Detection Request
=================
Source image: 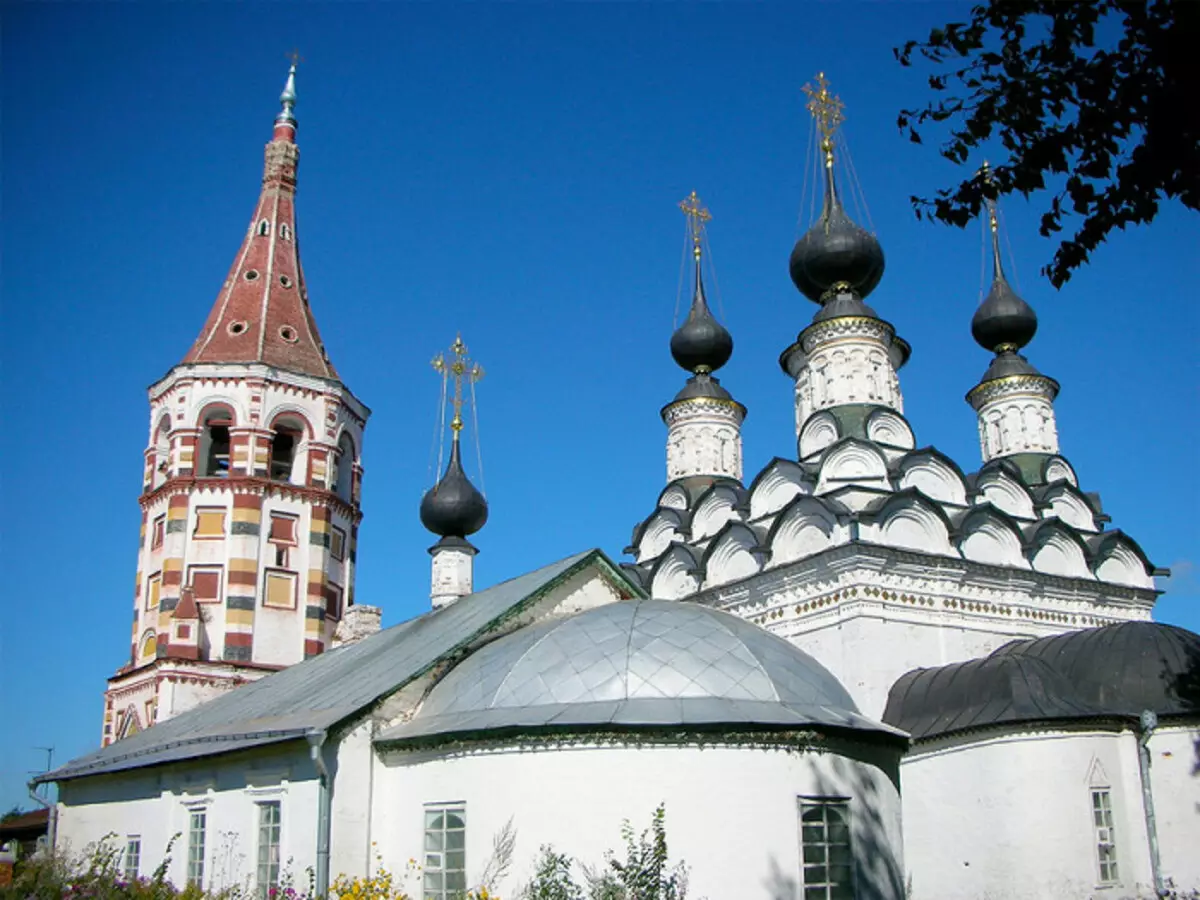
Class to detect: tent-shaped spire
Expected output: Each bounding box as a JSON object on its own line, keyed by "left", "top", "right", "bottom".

{"left": 182, "top": 63, "right": 338, "bottom": 380}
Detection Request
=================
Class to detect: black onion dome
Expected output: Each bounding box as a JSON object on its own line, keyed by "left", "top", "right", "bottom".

{"left": 420, "top": 439, "right": 488, "bottom": 538}
{"left": 972, "top": 272, "right": 1038, "bottom": 352}
{"left": 670, "top": 265, "right": 733, "bottom": 374}
{"left": 790, "top": 168, "right": 885, "bottom": 304}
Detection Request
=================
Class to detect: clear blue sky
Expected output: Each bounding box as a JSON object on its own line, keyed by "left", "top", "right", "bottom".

{"left": 2, "top": 3, "right": 1196, "bottom": 811}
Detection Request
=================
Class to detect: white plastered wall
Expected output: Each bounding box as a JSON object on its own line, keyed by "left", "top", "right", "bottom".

{"left": 371, "top": 740, "right": 904, "bottom": 900}
{"left": 900, "top": 728, "right": 1162, "bottom": 900}
{"left": 1147, "top": 724, "right": 1200, "bottom": 890}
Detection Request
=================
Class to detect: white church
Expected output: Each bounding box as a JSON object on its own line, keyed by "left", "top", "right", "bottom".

{"left": 38, "top": 66, "right": 1199, "bottom": 900}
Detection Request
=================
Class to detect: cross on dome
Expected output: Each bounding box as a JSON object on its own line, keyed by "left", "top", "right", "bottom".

{"left": 431, "top": 334, "right": 484, "bottom": 437}
{"left": 679, "top": 191, "right": 711, "bottom": 260}
{"left": 803, "top": 71, "right": 845, "bottom": 159}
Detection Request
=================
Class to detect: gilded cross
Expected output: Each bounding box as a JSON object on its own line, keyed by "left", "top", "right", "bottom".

{"left": 803, "top": 71, "right": 845, "bottom": 158}
{"left": 431, "top": 334, "right": 484, "bottom": 435}
{"left": 287, "top": 48, "right": 304, "bottom": 69}
{"left": 980, "top": 160, "right": 999, "bottom": 234}
{"left": 678, "top": 191, "right": 711, "bottom": 260}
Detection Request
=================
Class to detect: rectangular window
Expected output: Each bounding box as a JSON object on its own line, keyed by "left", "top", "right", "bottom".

{"left": 268, "top": 513, "right": 298, "bottom": 545}
{"left": 151, "top": 516, "right": 165, "bottom": 550}
{"left": 124, "top": 836, "right": 141, "bottom": 881}
{"left": 264, "top": 570, "right": 297, "bottom": 610}
{"left": 256, "top": 801, "right": 282, "bottom": 898}
{"left": 330, "top": 526, "right": 346, "bottom": 561}
{"left": 1092, "top": 789, "right": 1119, "bottom": 884}
{"left": 188, "top": 566, "right": 223, "bottom": 604}
{"left": 194, "top": 508, "right": 226, "bottom": 539}
{"left": 145, "top": 573, "right": 162, "bottom": 612}
{"left": 187, "top": 809, "right": 207, "bottom": 887}
{"left": 799, "top": 797, "right": 853, "bottom": 900}
{"left": 423, "top": 804, "right": 466, "bottom": 900}
{"left": 326, "top": 582, "right": 343, "bottom": 619}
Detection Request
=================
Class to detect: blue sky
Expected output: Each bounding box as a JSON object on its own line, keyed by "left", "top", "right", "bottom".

{"left": 2, "top": 3, "right": 1196, "bottom": 811}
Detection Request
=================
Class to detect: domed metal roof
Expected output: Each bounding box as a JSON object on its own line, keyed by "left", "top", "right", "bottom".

{"left": 420, "top": 438, "right": 487, "bottom": 539}
{"left": 884, "top": 621, "right": 1200, "bottom": 740}
{"left": 388, "top": 599, "right": 900, "bottom": 743}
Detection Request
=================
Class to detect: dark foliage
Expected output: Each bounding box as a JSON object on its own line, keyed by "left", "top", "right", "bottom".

{"left": 896, "top": 0, "right": 1199, "bottom": 287}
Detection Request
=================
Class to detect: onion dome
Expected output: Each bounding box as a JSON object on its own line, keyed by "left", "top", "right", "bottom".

{"left": 671, "top": 257, "right": 733, "bottom": 374}
{"left": 972, "top": 201, "right": 1038, "bottom": 353}
{"left": 420, "top": 437, "right": 488, "bottom": 539}
{"left": 789, "top": 175, "right": 886, "bottom": 305}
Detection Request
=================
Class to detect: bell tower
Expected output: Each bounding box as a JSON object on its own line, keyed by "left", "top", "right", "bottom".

{"left": 102, "top": 62, "right": 371, "bottom": 745}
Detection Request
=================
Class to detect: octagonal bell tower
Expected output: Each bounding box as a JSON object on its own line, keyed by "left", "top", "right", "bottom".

{"left": 102, "top": 64, "right": 371, "bottom": 745}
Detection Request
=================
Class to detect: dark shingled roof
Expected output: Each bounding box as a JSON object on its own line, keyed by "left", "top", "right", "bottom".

{"left": 884, "top": 621, "right": 1200, "bottom": 740}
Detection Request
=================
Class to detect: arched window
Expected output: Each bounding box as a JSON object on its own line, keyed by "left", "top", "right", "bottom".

{"left": 198, "top": 407, "right": 233, "bottom": 477}
{"left": 269, "top": 415, "right": 306, "bottom": 483}
{"left": 333, "top": 432, "right": 356, "bottom": 500}
{"left": 152, "top": 415, "right": 171, "bottom": 488}
{"left": 279, "top": 223, "right": 291, "bottom": 241}
{"left": 257, "top": 219, "right": 271, "bottom": 237}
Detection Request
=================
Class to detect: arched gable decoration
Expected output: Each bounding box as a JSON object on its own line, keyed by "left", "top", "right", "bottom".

{"left": 766, "top": 495, "right": 841, "bottom": 568}
{"left": 656, "top": 482, "right": 691, "bottom": 511}
{"left": 1038, "top": 482, "right": 1099, "bottom": 533}
{"left": 747, "top": 458, "right": 811, "bottom": 520}
{"left": 815, "top": 438, "right": 889, "bottom": 495}
{"left": 649, "top": 544, "right": 702, "bottom": 600}
{"left": 971, "top": 462, "right": 1037, "bottom": 520}
{"left": 798, "top": 410, "right": 840, "bottom": 459}
{"left": 895, "top": 447, "right": 969, "bottom": 506}
{"left": 1042, "top": 455, "right": 1078, "bottom": 487}
{"left": 871, "top": 489, "right": 954, "bottom": 556}
{"left": 116, "top": 705, "right": 142, "bottom": 740}
{"left": 700, "top": 521, "right": 766, "bottom": 589}
{"left": 195, "top": 400, "right": 238, "bottom": 429}
{"left": 1090, "top": 530, "right": 1157, "bottom": 589}
{"left": 957, "top": 504, "right": 1028, "bottom": 569}
{"left": 1028, "top": 519, "right": 1093, "bottom": 579}
{"left": 629, "top": 508, "right": 688, "bottom": 564}
{"left": 865, "top": 408, "right": 916, "bottom": 450}
{"left": 690, "top": 482, "right": 747, "bottom": 542}
{"left": 266, "top": 407, "right": 315, "bottom": 439}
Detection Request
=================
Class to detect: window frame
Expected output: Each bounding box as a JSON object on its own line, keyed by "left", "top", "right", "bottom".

{"left": 151, "top": 516, "right": 165, "bottom": 551}
{"left": 330, "top": 525, "right": 347, "bottom": 562}
{"left": 124, "top": 835, "right": 141, "bottom": 881}
{"left": 186, "top": 807, "right": 207, "bottom": 888}
{"left": 256, "top": 800, "right": 282, "bottom": 899}
{"left": 1091, "top": 787, "right": 1119, "bottom": 885}
{"left": 798, "top": 796, "right": 854, "bottom": 900}
{"left": 422, "top": 803, "right": 466, "bottom": 900}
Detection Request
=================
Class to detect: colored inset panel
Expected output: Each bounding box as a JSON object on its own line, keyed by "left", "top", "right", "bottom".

{"left": 188, "top": 567, "right": 223, "bottom": 603}
{"left": 268, "top": 514, "right": 298, "bottom": 544}
{"left": 194, "top": 507, "right": 227, "bottom": 539}
{"left": 139, "top": 630, "right": 156, "bottom": 661}
{"left": 146, "top": 573, "right": 162, "bottom": 612}
{"left": 264, "top": 570, "right": 296, "bottom": 609}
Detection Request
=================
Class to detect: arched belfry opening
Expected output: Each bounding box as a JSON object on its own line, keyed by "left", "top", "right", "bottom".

{"left": 269, "top": 415, "right": 307, "bottom": 483}
{"left": 198, "top": 407, "right": 233, "bottom": 477}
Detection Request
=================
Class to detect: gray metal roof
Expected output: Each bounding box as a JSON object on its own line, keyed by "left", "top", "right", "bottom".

{"left": 42, "top": 549, "right": 633, "bottom": 783}
{"left": 379, "top": 599, "right": 903, "bottom": 744}
{"left": 883, "top": 621, "right": 1200, "bottom": 740}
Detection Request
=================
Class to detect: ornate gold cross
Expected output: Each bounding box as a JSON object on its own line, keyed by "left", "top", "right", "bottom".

{"left": 980, "top": 160, "right": 999, "bottom": 234}
{"left": 678, "top": 191, "right": 711, "bottom": 260}
{"left": 431, "top": 334, "right": 484, "bottom": 435}
{"left": 803, "top": 71, "right": 845, "bottom": 158}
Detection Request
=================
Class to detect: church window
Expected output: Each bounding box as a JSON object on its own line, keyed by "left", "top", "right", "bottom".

{"left": 187, "top": 809, "right": 207, "bottom": 887}
{"left": 228, "top": 320, "right": 249, "bottom": 336}
{"left": 194, "top": 508, "right": 227, "bottom": 540}
{"left": 278, "top": 325, "right": 299, "bottom": 343}
{"left": 256, "top": 801, "right": 282, "bottom": 898}
{"left": 331, "top": 526, "right": 346, "bottom": 561}
{"left": 199, "top": 410, "right": 232, "bottom": 477}
{"left": 326, "top": 582, "right": 343, "bottom": 619}
{"left": 123, "top": 836, "right": 140, "bottom": 881}
{"left": 151, "top": 515, "right": 165, "bottom": 550}
{"left": 799, "top": 797, "right": 853, "bottom": 900}
{"left": 188, "top": 566, "right": 222, "bottom": 604}
{"left": 145, "top": 574, "right": 162, "bottom": 613}
{"left": 279, "top": 223, "right": 291, "bottom": 241}
{"left": 1091, "top": 789, "right": 1119, "bottom": 884}
{"left": 257, "top": 219, "right": 270, "bottom": 237}
{"left": 333, "top": 433, "right": 355, "bottom": 501}
{"left": 279, "top": 274, "right": 293, "bottom": 288}
{"left": 264, "top": 570, "right": 297, "bottom": 609}
{"left": 423, "top": 804, "right": 466, "bottom": 899}
{"left": 269, "top": 421, "right": 303, "bottom": 482}
{"left": 245, "top": 269, "right": 261, "bottom": 281}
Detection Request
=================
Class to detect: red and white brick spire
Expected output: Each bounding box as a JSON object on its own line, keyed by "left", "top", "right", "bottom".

{"left": 183, "top": 63, "right": 337, "bottom": 380}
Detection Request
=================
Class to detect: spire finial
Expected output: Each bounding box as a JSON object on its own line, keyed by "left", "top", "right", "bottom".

{"left": 432, "top": 333, "right": 484, "bottom": 440}
{"left": 274, "top": 53, "right": 301, "bottom": 138}
{"left": 980, "top": 161, "right": 1005, "bottom": 281}
{"left": 679, "top": 191, "right": 711, "bottom": 261}
{"left": 803, "top": 72, "right": 845, "bottom": 165}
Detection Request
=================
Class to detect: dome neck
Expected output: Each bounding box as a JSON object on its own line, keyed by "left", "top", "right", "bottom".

{"left": 820, "top": 141, "right": 843, "bottom": 220}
